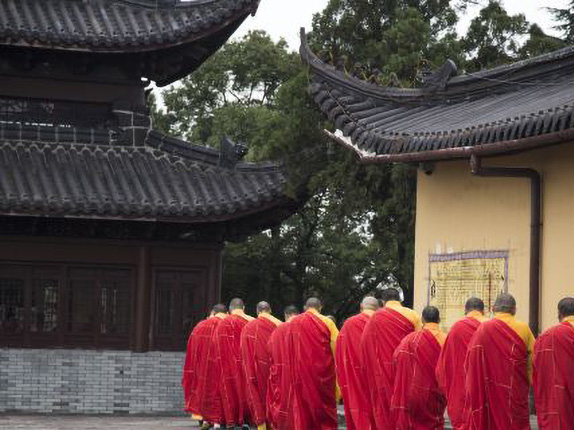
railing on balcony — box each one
[0,96,116,129]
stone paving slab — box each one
[0,415,537,429]
[0,415,195,430]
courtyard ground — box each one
[0,414,539,429]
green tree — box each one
[154,0,565,320]
[550,1,574,42]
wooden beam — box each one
[134,245,151,352]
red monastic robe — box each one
[182,317,212,414]
[361,307,415,430]
[436,316,481,430]
[215,313,252,427]
[267,322,295,430]
[289,312,338,430]
[465,318,531,430]
[196,316,226,424]
[336,312,374,430]
[533,321,574,430]
[241,315,280,426]
[391,329,446,430]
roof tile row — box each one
[0,0,258,50]
[0,127,287,222]
[300,31,574,161]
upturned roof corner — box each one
[299,28,574,163]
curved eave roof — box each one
[0,0,258,52]
[0,0,259,85]
[0,123,295,226]
[300,29,574,163]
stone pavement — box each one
[0,414,538,429]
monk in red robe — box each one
[197,307,229,427]
[182,303,227,428]
[465,293,535,430]
[436,297,486,430]
[289,297,340,430]
[267,305,300,430]
[361,288,422,430]
[336,296,380,430]
[214,298,255,428]
[534,297,574,430]
[241,301,282,430]
[391,306,447,430]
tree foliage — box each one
[153,0,565,320]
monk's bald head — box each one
[493,293,516,315]
[558,297,574,321]
[284,305,299,321]
[212,303,227,314]
[229,298,245,311]
[305,297,322,311]
[422,306,440,324]
[465,297,485,314]
[381,288,401,303]
[361,296,380,312]
[257,301,272,315]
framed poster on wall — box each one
[428,251,508,331]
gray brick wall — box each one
[0,348,185,414]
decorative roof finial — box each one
[219,137,250,169]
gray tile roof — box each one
[0,123,290,223]
[300,30,574,163]
[0,0,258,50]
[0,0,259,86]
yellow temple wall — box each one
[413,142,574,332]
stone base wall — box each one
[0,348,185,414]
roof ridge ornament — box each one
[219,136,249,169]
[421,59,458,92]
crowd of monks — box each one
[182,291,574,430]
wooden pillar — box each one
[134,245,151,352]
[213,246,223,304]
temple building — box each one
[0,0,297,414]
[301,30,574,337]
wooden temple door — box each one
[151,269,207,351]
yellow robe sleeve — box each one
[317,314,341,401]
[495,313,536,384]
[523,327,535,384]
[412,311,423,331]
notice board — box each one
[428,251,508,331]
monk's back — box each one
[436,316,481,430]
[361,305,418,430]
[391,329,445,430]
[199,316,226,424]
[534,321,574,430]
[183,317,220,415]
[465,318,531,430]
[290,311,338,430]
[241,315,280,427]
[336,312,373,430]
[215,313,252,427]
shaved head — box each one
[305,297,322,311]
[229,298,245,311]
[493,293,516,315]
[257,301,272,315]
[212,303,227,314]
[422,306,440,324]
[361,296,380,312]
[558,297,574,320]
[465,297,485,314]
[381,288,401,303]
[284,305,299,321]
